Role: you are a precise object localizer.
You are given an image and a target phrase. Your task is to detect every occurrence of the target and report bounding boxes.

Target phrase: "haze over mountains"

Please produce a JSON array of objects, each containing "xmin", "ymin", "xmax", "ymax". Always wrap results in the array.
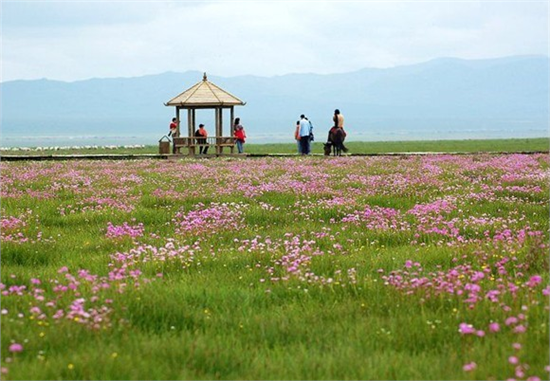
[{"xmin": 1, "ymin": 55, "xmax": 548, "ymax": 146}]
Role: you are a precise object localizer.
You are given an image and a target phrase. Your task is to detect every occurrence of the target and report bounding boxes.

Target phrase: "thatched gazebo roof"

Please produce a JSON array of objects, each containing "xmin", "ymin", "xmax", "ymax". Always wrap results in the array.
[{"xmin": 165, "ymin": 73, "xmax": 245, "ymax": 107}]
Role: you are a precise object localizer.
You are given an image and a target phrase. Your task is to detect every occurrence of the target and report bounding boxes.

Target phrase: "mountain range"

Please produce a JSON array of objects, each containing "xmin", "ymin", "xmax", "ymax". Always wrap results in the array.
[{"xmin": 1, "ymin": 55, "xmax": 548, "ymax": 145}]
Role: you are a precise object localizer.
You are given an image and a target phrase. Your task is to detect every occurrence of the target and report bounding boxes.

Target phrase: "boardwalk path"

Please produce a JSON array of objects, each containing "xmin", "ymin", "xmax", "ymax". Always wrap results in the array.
[{"xmin": 0, "ymin": 151, "xmax": 547, "ymax": 162}]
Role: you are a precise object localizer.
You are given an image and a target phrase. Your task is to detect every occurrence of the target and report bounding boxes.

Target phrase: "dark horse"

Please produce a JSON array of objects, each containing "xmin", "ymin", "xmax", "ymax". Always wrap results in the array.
[{"xmin": 324, "ymin": 127, "xmax": 348, "ymax": 156}]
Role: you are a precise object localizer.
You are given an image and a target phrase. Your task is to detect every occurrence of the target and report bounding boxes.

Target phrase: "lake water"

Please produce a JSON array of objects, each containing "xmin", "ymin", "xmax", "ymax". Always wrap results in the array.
[{"xmin": 1, "ymin": 118, "xmax": 547, "ymax": 148}]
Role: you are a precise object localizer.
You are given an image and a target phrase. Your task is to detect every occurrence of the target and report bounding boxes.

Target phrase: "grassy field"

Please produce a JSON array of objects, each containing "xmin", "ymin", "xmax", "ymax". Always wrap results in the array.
[
  {"xmin": 1, "ymin": 153, "xmax": 549, "ymax": 380},
  {"xmin": 248, "ymin": 137, "xmax": 549, "ymax": 155},
  {"xmin": 0, "ymin": 137, "xmax": 547, "ymax": 156}
]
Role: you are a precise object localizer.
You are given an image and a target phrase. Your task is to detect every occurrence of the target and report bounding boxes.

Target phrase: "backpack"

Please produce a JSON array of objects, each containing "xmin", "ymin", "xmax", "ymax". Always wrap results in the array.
[{"xmin": 235, "ymin": 129, "xmax": 245, "ymax": 142}]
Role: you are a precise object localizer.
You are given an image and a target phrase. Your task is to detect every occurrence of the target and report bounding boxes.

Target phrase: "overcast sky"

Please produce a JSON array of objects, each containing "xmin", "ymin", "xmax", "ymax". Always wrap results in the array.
[{"xmin": 1, "ymin": 0, "xmax": 548, "ymax": 82}]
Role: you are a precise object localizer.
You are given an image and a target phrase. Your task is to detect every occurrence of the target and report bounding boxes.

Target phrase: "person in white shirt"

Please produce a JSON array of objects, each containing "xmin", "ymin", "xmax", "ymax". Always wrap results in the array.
[{"xmin": 298, "ymin": 114, "xmax": 313, "ymax": 155}]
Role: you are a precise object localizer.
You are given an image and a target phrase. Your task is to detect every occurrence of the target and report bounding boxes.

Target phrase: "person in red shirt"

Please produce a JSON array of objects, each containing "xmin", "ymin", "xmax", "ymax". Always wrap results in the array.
[
  {"xmin": 233, "ymin": 117, "xmax": 247, "ymax": 154},
  {"xmin": 169, "ymin": 117, "xmax": 178, "ymax": 137}
]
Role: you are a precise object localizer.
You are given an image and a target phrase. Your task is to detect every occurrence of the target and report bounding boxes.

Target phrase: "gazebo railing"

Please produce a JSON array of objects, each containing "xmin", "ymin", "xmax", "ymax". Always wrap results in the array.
[{"xmin": 172, "ymin": 136, "xmax": 237, "ymax": 155}]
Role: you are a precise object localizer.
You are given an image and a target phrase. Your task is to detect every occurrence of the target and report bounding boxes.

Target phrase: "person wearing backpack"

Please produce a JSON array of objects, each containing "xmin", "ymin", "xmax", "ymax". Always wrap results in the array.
[{"xmin": 233, "ymin": 117, "xmax": 247, "ymax": 154}]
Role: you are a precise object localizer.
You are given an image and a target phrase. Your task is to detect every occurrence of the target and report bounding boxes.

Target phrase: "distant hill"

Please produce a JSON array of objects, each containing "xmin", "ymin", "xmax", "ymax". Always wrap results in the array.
[{"xmin": 1, "ymin": 55, "xmax": 548, "ymax": 145}]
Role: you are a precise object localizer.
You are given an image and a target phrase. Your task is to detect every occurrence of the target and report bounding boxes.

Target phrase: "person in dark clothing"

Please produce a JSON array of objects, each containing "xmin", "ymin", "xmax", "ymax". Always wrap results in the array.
[{"xmin": 195, "ymin": 124, "xmax": 209, "ymax": 154}]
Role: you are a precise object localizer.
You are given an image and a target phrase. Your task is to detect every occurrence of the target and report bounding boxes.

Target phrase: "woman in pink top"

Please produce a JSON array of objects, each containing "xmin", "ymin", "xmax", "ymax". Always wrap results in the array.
[{"xmin": 233, "ymin": 117, "xmax": 247, "ymax": 154}]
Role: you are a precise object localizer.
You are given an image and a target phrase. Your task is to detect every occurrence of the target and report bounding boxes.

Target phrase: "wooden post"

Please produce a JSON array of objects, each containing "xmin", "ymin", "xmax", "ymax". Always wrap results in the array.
[
  {"xmin": 220, "ymin": 107, "xmax": 223, "ymax": 137},
  {"xmin": 176, "ymin": 107, "xmax": 181, "ymax": 137},
  {"xmin": 215, "ymin": 108, "xmax": 221, "ymax": 154},
  {"xmin": 220, "ymin": 108, "xmax": 224, "ymax": 154},
  {"xmin": 216, "ymin": 108, "xmax": 220, "ymax": 136},
  {"xmin": 187, "ymin": 109, "xmax": 192, "ymax": 138},
  {"xmin": 192, "ymin": 109, "xmax": 196, "ymax": 135},
  {"xmin": 230, "ymin": 107, "xmax": 234, "ymax": 132}
]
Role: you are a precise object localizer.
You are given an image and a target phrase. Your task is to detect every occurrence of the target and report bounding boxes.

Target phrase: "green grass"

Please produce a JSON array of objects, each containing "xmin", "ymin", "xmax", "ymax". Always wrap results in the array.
[
  {"xmin": 1, "ymin": 137, "xmax": 547, "ymax": 156},
  {"xmin": 248, "ymin": 138, "xmax": 549, "ymax": 154},
  {"xmin": 1, "ymin": 154, "xmax": 548, "ymax": 380}
]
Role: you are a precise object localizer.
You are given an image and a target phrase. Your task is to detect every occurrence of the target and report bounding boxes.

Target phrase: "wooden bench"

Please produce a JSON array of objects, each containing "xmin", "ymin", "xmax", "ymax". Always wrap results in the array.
[
  {"xmin": 172, "ymin": 136, "xmax": 236, "ymax": 155},
  {"xmin": 215, "ymin": 137, "xmax": 237, "ymax": 155}
]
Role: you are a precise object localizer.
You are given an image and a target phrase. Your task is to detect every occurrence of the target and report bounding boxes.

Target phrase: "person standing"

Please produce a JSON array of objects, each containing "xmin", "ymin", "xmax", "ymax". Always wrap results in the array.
[
  {"xmin": 294, "ymin": 121, "xmax": 302, "ymax": 154},
  {"xmin": 306, "ymin": 116, "xmax": 314, "ymax": 153},
  {"xmin": 298, "ymin": 114, "xmax": 312, "ymax": 155},
  {"xmin": 195, "ymin": 124, "xmax": 209, "ymax": 154},
  {"xmin": 168, "ymin": 117, "xmax": 178, "ymax": 137},
  {"xmin": 233, "ymin": 117, "xmax": 247, "ymax": 154},
  {"xmin": 169, "ymin": 117, "xmax": 179, "ymax": 153}
]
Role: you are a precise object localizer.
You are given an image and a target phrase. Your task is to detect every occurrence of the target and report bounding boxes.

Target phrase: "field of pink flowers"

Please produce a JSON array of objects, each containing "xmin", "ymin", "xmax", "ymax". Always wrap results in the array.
[{"xmin": 1, "ymin": 154, "xmax": 548, "ymax": 380}]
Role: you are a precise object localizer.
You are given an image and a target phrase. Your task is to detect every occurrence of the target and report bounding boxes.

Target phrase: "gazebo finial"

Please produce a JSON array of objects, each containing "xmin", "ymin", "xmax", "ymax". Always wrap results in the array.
[{"xmin": 203, "ymin": 72, "xmax": 207, "ymax": 81}]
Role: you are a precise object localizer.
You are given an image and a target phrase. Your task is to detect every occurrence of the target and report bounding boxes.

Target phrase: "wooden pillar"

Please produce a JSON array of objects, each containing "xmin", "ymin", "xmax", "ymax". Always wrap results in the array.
[
  {"xmin": 215, "ymin": 108, "xmax": 221, "ymax": 154},
  {"xmin": 187, "ymin": 109, "xmax": 192, "ymax": 138},
  {"xmin": 220, "ymin": 108, "xmax": 224, "ymax": 136},
  {"xmin": 217, "ymin": 108, "xmax": 221, "ymax": 136},
  {"xmin": 230, "ymin": 107, "xmax": 234, "ymax": 132},
  {"xmin": 192, "ymin": 109, "xmax": 196, "ymax": 135},
  {"xmin": 176, "ymin": 107, "xmax": 181, "ymax": 137},
  {"xmin": 216, "ymin": 108, "xmax": 220, "ymax": 153}
]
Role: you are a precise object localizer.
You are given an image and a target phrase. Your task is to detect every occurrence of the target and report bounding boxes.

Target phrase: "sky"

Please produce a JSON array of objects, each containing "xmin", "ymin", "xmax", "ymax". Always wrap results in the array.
[{"xmin": 1, "ymin": 0, "xmax": 548, "ymax": 82}]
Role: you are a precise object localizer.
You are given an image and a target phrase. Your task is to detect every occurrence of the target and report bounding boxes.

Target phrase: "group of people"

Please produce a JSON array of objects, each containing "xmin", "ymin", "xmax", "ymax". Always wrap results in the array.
[
  {"xmin": 168, "ymin": 108, "xmax": 347, "ymax": 155},
  {"xmin": 294, "ymin": 109, "xmax": 347, "ymax": 155},
  {"xmin": 168, "ymin": 117, "xmax": 247, "ymax": 154},
  {"xmin": 294, "ymin": 114, "xmax": 314, "ymax": 155}
]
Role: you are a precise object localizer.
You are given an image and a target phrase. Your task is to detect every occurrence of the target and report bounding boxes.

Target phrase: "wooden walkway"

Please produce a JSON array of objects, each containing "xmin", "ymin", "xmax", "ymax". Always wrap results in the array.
[{"xmin": 0, "ymin": 151, "xmax": 547, "ymax": 162}]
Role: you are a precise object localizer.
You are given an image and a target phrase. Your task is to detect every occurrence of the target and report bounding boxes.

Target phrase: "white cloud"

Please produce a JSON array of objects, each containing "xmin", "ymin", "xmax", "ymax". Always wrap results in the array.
[{"xmin": 1, "ymin": 1, "xmax": 548, "ymax": 81}]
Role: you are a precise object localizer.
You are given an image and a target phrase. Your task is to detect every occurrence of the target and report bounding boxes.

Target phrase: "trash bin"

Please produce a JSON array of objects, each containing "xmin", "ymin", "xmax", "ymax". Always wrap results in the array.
[{"xmin": 159, "ymin": 135, "xmax": 171, "ymax": 154}]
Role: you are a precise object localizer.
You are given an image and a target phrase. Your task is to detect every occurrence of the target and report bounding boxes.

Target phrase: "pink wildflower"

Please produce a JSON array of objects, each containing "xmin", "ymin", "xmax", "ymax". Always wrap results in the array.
[
  {"xmin": 526, "ymin": 275, "xmax": 542, "ymax": 288},
  {"xmin": 8, "ymin": 343, "xmax": 23, "ymax": 353},
  {"xmin": 105, "ymin": 221, "xmax": 144, "ymax": 239},
  {"xmin": 489, "ymin": 322, "xmax": 500, "ymax": 332},
  {"xmin": 515, "ymin": 367, "xmax": 525, "ymax": 378},
  {"xmin": 459, "ymin": 323, "xmax": 476, "ymax": 334},
  {"xmin": 509, "ymin": 356, "xmax": 519, "ymax": 365},
  {"xmin": 463, "ymin": 362, "xmax": 477, "ymax": 372},
  {"xmin": 505, "ymin": 317, "xmax": 519, "ymax": 326},
  {"xmin": 29, "ymin": 306, "xmax": 41, "ymax": 314}
]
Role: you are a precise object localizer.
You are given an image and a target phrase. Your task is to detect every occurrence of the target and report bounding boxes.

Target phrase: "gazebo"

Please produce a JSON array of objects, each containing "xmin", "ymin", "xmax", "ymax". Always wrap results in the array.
[{"xmin": 164, "ymin": 73, "xmax": 246, "ymax": 155}]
